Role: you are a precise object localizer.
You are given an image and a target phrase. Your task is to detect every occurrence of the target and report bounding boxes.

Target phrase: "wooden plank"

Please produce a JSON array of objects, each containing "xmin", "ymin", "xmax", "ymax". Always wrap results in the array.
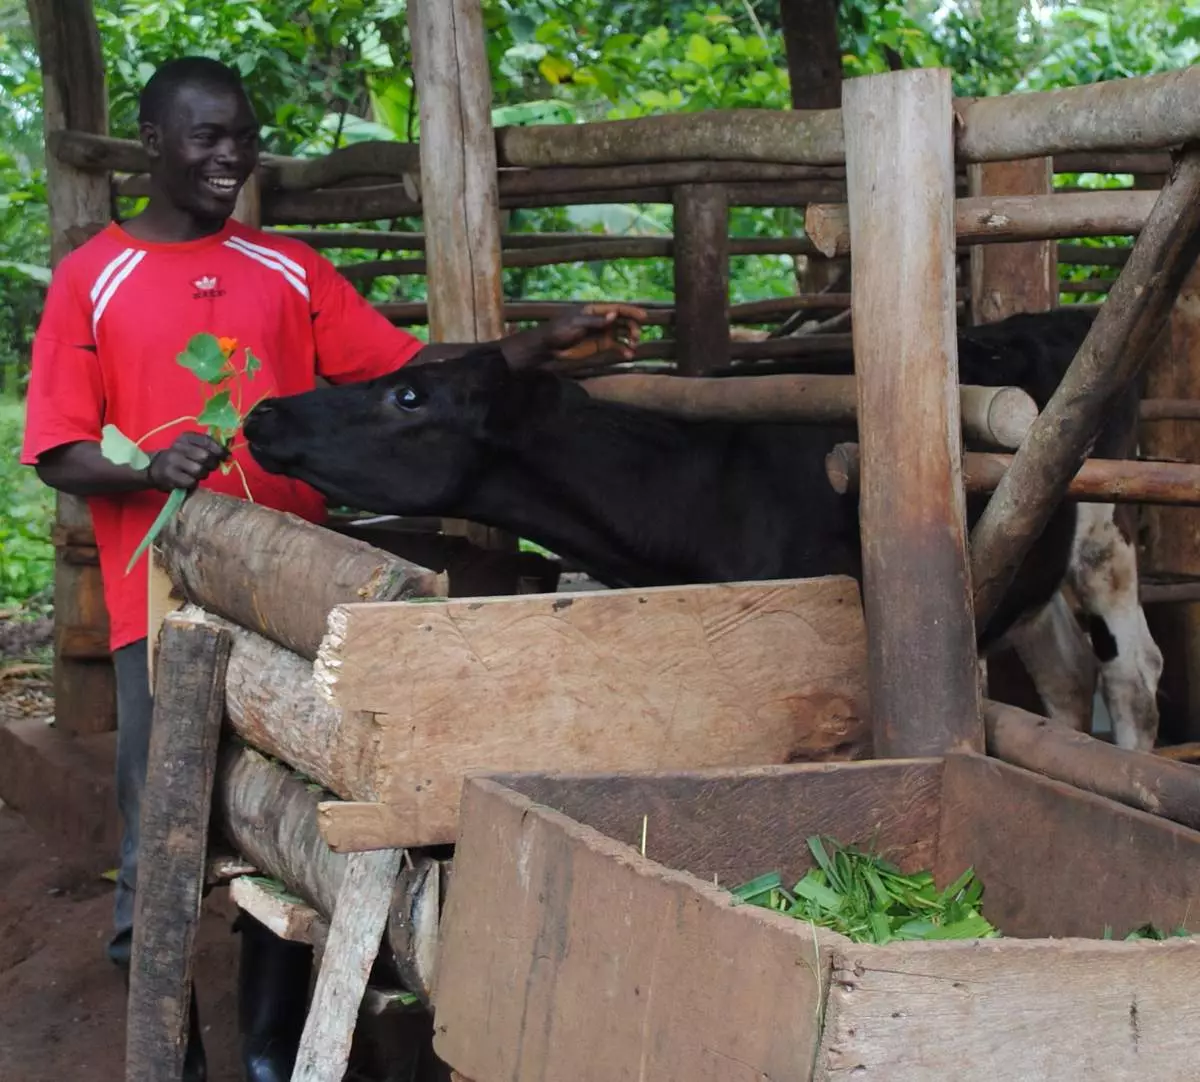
[
  {"xmin": 290, "ymin": 847, "xmax": 405, "ymax": 1082},
  {"xmin": 937, "ymin": 752, "xmax": 1200, "ymax": 938},
  {"xmin": 819, "ymin": 936, "xmax": 1200, "ymax": 1081},
  {"xmin": 968, "ymin": 158, "xmax": 1056, "ymax": 325},
  {"xmin": 408, "ymin": 0, "xmax": 503, "ymax": 344},
  {"xmin": 672, "ymin": 184, "xmax": 730, "ymax": 374},
  {"xmin": 969, "ymin": 147, "xmax": 1200, "ymax": 633},
  {"xmin": 844, "ymin": 68, "xmax": 981, "ymax": 756},
  {"xmin": 146, "ymin": 548, "xmax": 184, "ymax": 685},
  {"xmin": 1140, "ymin": 254, "xmax": 1200, "ymax": 744},
  {"xmin": 318, "ymin": 801, "xmax": 414, "ymax": 853},
  {"xmin": 984, "ymin": 699, "xmax": 1200, "ymax": 831},
  {"xmin": 229, "ymin": 875, "xmax": 327, "ymax": 946},
  {"xmin": 493, "ymin": 758, "xmax": 944, "ymax": 890},
  {"xmin": 432, "ymin": 775, "xmax": 838, "ymax": 1082},
  {"xmin": 124, "ymin": 618, "xmax": 231, "ymax": 1082},
  {"xmin": 158, "ymin": 490, "xmax": 447, "ymax": 661},
  {"xmin": 806, "ymin": 188, "xmax": 1159, "ymax": 256},
  {"xmin": 314, "ymin": 577, "xmax": 871, "ymax": 840}
]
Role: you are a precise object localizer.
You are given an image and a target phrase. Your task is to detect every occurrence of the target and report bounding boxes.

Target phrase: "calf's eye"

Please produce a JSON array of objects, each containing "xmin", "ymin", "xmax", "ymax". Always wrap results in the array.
[{"xmin": 388, "ymin": 385, "xmax": 424, "ymax": 411}]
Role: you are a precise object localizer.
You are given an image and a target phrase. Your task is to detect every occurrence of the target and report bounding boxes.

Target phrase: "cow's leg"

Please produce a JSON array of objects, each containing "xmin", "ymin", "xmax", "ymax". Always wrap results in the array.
[
  {"xmin": 1068, "ymin": 502, "xmax": 1163, "ymax": 752},
  {"xmin": 1000, "ymin": 589, "xmax": 1097, "ymax": 731}
]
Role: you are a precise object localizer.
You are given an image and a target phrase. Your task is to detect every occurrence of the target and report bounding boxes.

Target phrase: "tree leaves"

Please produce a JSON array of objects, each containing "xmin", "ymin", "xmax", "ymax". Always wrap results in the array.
[{"xmin": 196, "ymin": 389, "xmax": 241, "ymax": 434}]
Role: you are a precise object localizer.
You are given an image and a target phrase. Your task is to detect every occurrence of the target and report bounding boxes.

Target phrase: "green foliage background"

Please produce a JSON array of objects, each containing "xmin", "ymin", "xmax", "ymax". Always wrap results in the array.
[{"xmin": 0, "ymin": 0, "xmax": 1197, "ymax": 609}]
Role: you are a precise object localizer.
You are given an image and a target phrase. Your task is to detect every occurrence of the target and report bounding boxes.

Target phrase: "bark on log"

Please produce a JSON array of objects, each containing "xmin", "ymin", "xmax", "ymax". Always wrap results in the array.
[
  {"xmin": 495, "ymin": 109, "xmax": 846, "ymax": 168},
  {"xmin": 806, "ymin": 189, "xmax": 1159, "ymax": 257},
  {"xmin": 826, "ymin": 441, "xmax": 1200, "ymax": 505},
  {"xmin": 409, "ymin": 0, "xmax": 503, "ymax": 344},
  {"xmin": 125, "ymin": 619, "xmax": 231, "ymax": 1082},
  {"xmin": 269, "ymin": 140, "xmax": 420, "ymax": 191},
  {"xmin": 157, "ymin": 490, "xmax": 447, "ymax": 661},
  {"xmin": 844, "ymin": 69, "xmax": 982, "ymax": 757},
  {"xmin": 581, "ymin": 374, "xmax": 1037, "ymax": 450},
  {"xmin": 673, "ymin": 185, "xmax": 730, "ymax": 374},
  {"xmin": 214, "ymin": 742, "xmax": 445, "ymax": 1003},
  {"xmin": 957, "ymin": 67, "xmax": 1200, "ymax": 163},
  {"xmin": 970, "ymin": 146, "xmax": 1200, "ymax": 633},
  {"xmin": 984, "ymin": 700, "xmax": 1200, "ymax": 831}
]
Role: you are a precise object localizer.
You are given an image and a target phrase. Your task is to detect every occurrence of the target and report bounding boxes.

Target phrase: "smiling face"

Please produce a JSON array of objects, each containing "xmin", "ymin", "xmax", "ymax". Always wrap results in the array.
[{"xmin": 141, "ymin": 81, "xmax": 260, "ymax": 228}]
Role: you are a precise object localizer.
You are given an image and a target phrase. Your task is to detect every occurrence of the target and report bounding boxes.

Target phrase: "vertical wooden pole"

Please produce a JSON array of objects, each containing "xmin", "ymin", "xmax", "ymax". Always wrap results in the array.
[
  {"xmin": 408, "ymin": 0, "xmax": 514, "ymax": 560},
  {"xmin": 407, "ymin": 0, "xmax": 503, "ymax": 344},
  {"xmin": 1140, "ymin": 254, "xmax": 1200, "ymax": 744},
  {"xmin": 27, "ymin": 0, "xmax": 116, "ymax": 735},
  {"xmin": 125, "ymin": 618, "xmax": 231, "ymax": 1082},
  {"xmin": 673, "ymin": 184, "xmax": 730, "ymax": 375},
  {"xmin": 966, "ymin": 157, "xmax": 1073, "ymax": 718},
  {"xmin": 844, "ymin": 68, "xmax": 982, "ymax": 757},
  {"xmin": 968, "ymin": 158, "xmax": 1057, "ymax": 325}
]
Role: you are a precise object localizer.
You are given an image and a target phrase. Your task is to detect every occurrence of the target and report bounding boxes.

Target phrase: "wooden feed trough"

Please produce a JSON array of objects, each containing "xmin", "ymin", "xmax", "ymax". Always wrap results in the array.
[{"xmin": 432, "ymin": 753, "xmax": 1200, "ymax": 1082}]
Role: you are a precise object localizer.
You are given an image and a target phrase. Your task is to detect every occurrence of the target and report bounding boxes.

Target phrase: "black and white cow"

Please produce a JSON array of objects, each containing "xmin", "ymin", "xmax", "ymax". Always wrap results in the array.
[{"xmin": 242, "ymin": 308, "xmax": 1161, "ymax": 749}]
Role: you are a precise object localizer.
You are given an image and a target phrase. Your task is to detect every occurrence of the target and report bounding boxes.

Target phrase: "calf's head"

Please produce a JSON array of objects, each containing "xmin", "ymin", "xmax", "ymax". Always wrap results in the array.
[{"xmin": 244, "ymin": 347, "xmax": 560, "ymax": 514}]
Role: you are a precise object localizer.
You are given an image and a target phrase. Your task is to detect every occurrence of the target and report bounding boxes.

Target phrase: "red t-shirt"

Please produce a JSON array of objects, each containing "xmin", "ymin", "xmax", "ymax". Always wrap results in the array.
[{"xmin": 22, "ymin": 218, "xmax": 423, "ymax": 651}]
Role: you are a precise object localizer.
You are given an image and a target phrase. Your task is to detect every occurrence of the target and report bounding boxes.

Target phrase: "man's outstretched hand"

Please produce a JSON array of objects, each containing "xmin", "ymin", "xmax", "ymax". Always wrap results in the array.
[{"xmin": 502, "ymin": 303, "xmax": 647, "ymax": 369}]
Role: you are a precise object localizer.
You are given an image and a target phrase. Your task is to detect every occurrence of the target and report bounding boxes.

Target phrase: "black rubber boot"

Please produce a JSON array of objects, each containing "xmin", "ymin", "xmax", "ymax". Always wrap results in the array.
[
  {"xmin": 236, "ymin": 912, "xmax": 315, "ymax": 1082},
  {"xmin": 183, "ymin": 991, "xmax": 208, "ymax": 1082}
]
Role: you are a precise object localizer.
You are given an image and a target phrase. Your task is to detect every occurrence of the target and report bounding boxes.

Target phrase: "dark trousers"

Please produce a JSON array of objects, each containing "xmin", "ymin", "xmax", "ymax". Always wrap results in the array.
[{"xmin": 109, "ymin": 636, "xmax": 154, "ymax": 970}]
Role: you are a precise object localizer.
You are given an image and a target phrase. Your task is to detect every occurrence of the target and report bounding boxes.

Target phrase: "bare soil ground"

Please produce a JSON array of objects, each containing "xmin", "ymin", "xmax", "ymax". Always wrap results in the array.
[{"xmin": 0, "ymin": 668, "xmax": 243, "ymax": 1082}]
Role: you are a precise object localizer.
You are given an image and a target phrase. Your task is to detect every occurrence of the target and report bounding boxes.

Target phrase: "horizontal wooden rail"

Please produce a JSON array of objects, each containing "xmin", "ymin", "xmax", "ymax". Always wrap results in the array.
[
  {"xmin": 983, "ymin": 699, "xmax": 1200, "ymax": 831},
  {"xmin": 807, "ymin": 189, "xmax": 1159, "ymax": 256},
  {"xmin": 581, "ymin": 374, "xmax": 1036, "ymax": 449},
  {"xmin": 56, "ymin": 128, "xmax": 1181, "ymax": 188},
  {"xmin": 827, "ymin": 441, "xmax": 1200, "ymax": 505},
  {"xmin": 1140, "ymin": 397, "xmax": 1200, "ymax": 422}
]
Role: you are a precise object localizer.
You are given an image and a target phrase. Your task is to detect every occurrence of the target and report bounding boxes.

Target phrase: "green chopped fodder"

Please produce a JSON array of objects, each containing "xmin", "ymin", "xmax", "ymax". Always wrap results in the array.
[{"xmin": 730, "ymin": 834, "xmax": 1000, "ymax": 945}]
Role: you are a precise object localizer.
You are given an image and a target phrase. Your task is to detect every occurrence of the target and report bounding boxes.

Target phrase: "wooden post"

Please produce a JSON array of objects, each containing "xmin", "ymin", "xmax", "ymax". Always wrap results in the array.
[
  {"xmin": 28, "ymin": 0, "xmax": 115, "ymax": 735},
  {"xmin": 124, "ymin": 618, "xmax": 231, "ymax": 1082},
  {"xmin": 970, "ymin": 147, "xmax": 1200, "ymax": 633},
  {"xmin": 844, "ymin": 68, "xmax": 982, "ymax": 757},
  {"xmin": 1140, "ymin": 254, "xmax": 1200, "ymax": 744},
  {"xmin": 673, "ymin": 184, "xmax": 731, "ymax": 375},
  {"xmin": 968, "ymin": 158, "xmax": 1057, "ymax": 325},
  {"xmin": 407, "ymin": 0, "xmax": 503, "ymax": 344},
  {"xmin": 408, "ymin": 0, "xmax": 514, "ymax": 559},
  {"xmin": 966, "ymin": 157, "xmax": 1067, "ymax": 717},
  {"xmin": 290, "ymin": 847, "xmax": 405, "ymax": 1082}
]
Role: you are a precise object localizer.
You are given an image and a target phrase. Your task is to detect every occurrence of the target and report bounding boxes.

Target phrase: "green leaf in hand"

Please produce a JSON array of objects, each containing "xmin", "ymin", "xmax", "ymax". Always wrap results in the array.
[
  {"xmin": 244, "ymin": 347, "xmax": 262, "ymax": 377},
  {"xmin": 100, "ymin": 424, "xmax": 151, "ymax": 471},
  {"xmin": 177, "ymin": 333, "xmax": 230, "ymax": 384},
  {"xmin": 125, "ymin": 488, "xmax": 187, "ymax": 573},
  {"xmin": 196, "ymin": 389, "xmax": 241, "ymax": 435}
]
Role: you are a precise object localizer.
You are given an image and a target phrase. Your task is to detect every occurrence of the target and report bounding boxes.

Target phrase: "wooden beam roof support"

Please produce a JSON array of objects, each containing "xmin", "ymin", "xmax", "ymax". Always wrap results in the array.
[
  {"xmin": 407, "ymin": 0, "xmax": 503, "ymax": 344},
  {"xmin": 844, "ymin": 68, "xmax": 982, "ymax": 758},
  {"xmin": 970, "ymin": 145, "xmax": 1200, "ymax": 633},
  {"xmin": 27, "ymin": 0, "xmax": 116, "ymax": 736}
]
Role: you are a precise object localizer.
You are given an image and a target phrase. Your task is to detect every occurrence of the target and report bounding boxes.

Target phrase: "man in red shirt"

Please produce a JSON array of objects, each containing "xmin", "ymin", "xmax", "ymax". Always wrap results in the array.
[{"xmin": 23, "ymin": 56, "xmax": 640, "ymax": 1082}]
